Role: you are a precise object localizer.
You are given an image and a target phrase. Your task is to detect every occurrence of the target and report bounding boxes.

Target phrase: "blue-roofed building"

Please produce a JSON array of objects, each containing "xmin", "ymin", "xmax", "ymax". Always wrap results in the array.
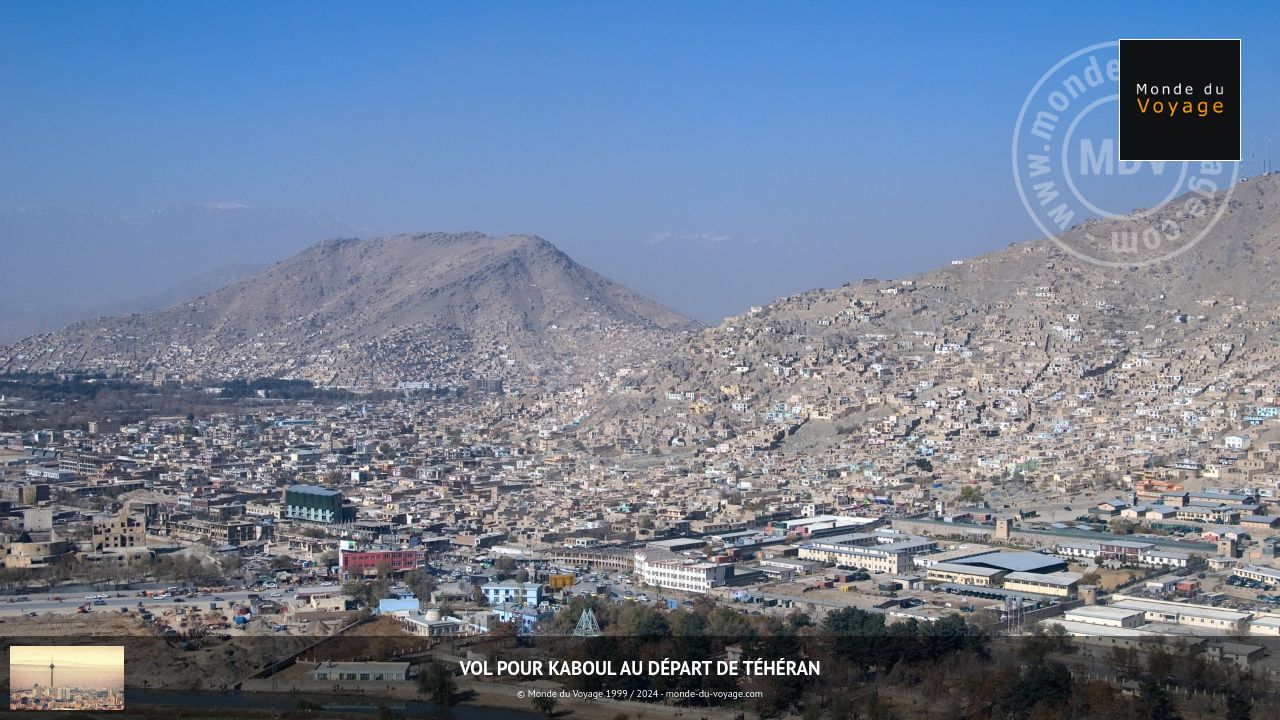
[
  {"xmin": 377, "ymin": 597, "xmax": 420, "ymax": 615},
  {"xmin": 952, "ymin": 551, "xmax": 1068, "ymax": 574}
]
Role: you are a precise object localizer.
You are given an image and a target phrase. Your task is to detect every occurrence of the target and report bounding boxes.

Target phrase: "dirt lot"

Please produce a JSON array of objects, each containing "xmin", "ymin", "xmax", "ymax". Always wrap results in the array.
[
  {"xmin": 0, "ymin": 610, "xmax": 155, "ymax": 637},
  {"xmin": 1067, "ymin": 561, "xmax": 1145, "ymax": 591}
]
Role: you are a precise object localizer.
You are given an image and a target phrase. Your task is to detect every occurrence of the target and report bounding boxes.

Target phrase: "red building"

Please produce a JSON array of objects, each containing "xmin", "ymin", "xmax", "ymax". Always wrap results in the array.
[{"xmin": 339, "ymin": 549, "xmax": 427, "ymax": 578}]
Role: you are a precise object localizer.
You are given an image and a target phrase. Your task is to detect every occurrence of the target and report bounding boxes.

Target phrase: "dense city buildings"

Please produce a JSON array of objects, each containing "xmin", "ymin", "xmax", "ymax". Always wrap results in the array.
[{"xmin": 4, "ymin": 178, "xmax": 1280, "ymax": 702}]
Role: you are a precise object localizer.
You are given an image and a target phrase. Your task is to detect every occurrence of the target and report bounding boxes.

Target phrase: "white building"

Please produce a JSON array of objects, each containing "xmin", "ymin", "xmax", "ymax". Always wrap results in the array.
[
  {"xmin": 797, "ymin": 533, "xmax": 922, "ymax": 574},
  {"xmin": 1224, "ymin": 435, "xmax": 1252, "ymax": 450},
  {"xmin": 1061, "ymin": 605, "xmax": 1146, "ymax": 629},
  {"xmin": 1249, "ymin": 616, "xmax": 1280, "ymax": 636},
  {"xmin": 1052, "ymin": 541, "xmax": 1100, "ymax": 560},
  {"xmin": 396, "ymin": 609, "xmax": 466, "ymax": 637},
  {"xmin": 1140, "ymin": 549, "xmax": 1191, "ymax": 568},
  {"xmin": 1109, "ymin": 597, "xmax": 1251, "ymax": 632},
  {"xmin": 481, "ymin": 580, "xmax": 543, "ymax": 606},
  {"xmin": 1053, "ymin": 541, "xmax": 1191, "ymax": 569},
  {"xmin": 634, "ymin": 550, "xmax": 728, "ymax": 593},
  {"xmin": 1234, "ymin": 564, "xmax": 1280, "ymax": 585}
]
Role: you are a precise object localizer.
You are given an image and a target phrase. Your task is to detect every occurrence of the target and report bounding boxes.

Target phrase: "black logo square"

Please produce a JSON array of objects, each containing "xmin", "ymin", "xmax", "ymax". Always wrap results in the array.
[{"xmin": 1119, "ymin": 39, "xmax": 1240, "ymax": 161}]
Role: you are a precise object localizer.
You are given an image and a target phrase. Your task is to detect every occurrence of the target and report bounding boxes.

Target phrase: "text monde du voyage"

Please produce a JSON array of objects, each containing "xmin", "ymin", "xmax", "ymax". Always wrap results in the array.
[
  {"xmin": 459, "ymin": 659, "xmax": 822, "ymax": 677},
  {"xmin": 1134, "ymin": 82, "xmax": 1228, "ymax": 118}
]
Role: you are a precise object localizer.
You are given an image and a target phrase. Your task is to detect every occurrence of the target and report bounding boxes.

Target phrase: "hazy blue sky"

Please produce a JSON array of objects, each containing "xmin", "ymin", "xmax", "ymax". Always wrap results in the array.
[{"xmin": 2, "ymin": 1, "xmax": 1277, "ymax": 323}]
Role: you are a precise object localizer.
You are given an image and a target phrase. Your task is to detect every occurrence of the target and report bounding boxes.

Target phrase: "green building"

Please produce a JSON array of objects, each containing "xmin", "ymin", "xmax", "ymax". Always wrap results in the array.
[{"xmin": 284, "ymin": 484, "xmax": 353, "ymax": 524}]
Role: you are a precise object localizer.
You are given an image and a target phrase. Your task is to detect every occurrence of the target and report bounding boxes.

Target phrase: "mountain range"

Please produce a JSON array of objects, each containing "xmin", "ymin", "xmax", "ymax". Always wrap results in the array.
[
  {"xmin": 7, "ymin": 173, "xmax": 1280, "ymax": 404},
  {"xmin": 0, "ymin": 232, "xmax": 697, "ymax": 386}
]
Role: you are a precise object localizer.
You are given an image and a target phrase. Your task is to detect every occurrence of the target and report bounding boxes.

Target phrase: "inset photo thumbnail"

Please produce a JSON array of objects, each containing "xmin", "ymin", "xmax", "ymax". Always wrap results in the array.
[{"xmin": 9, "ymin": 645, "xmax": 124, "ymax": 711}]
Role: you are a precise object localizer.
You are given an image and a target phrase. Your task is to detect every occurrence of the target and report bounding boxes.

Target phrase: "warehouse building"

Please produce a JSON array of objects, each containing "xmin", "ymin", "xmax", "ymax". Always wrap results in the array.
[
  {"xmin": 925, "ymin": 562, "xmax": 1007, "ymax": 587},
  {"xmin": 1001, "ymin": 571, "xmax": 1080, "ymax": 598},
  {"xmin": 950, "ymin": 550, "xmax": 1068, "ymax": 575},
  {"xmin": 1061, "ymin": 605, "xmax": 1146, "ymax": 629}
]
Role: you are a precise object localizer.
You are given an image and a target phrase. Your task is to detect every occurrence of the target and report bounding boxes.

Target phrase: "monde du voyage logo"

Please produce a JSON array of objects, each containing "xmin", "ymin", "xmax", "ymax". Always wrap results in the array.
[
  {"xmin": 1120, "ymin": 39, "xmax": 1240, "ymax": 162},
  {"xmin": 1013, "ymin": 39, "xmax": 1241, "ymax": 267}
]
